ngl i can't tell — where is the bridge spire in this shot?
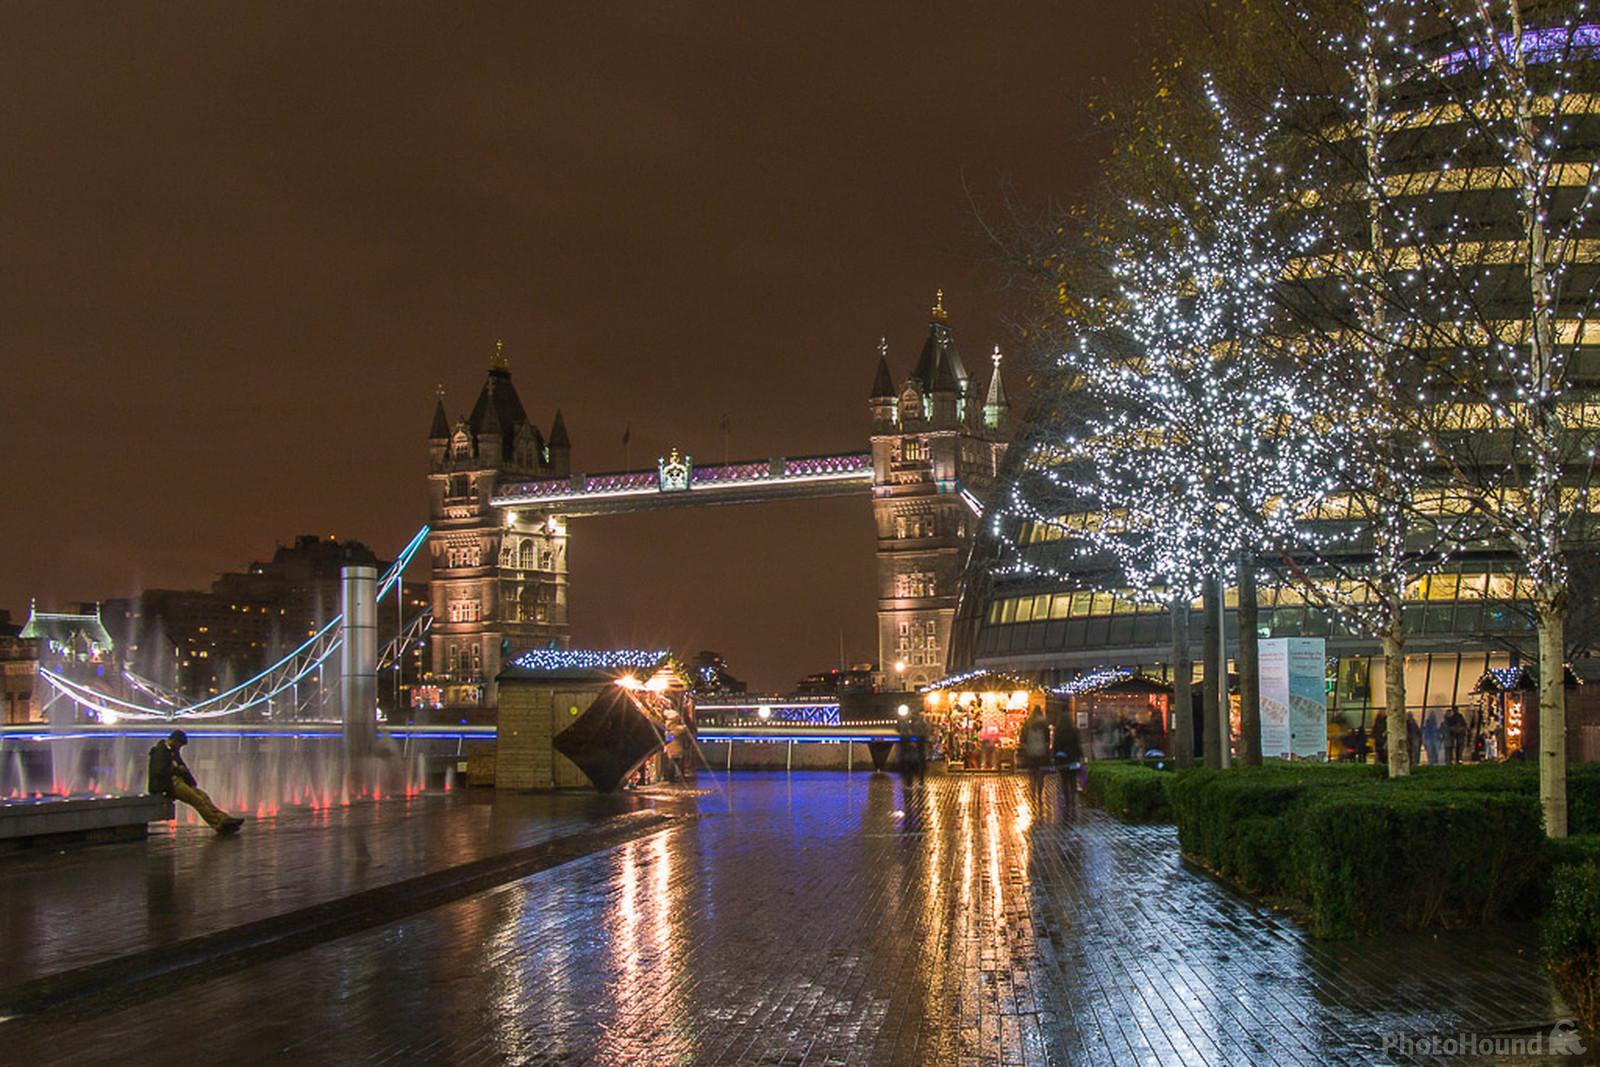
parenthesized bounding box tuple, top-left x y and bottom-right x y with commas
(984, 345, 1009, 429)
(870, 337, 895, 399)
(931, 289, 948, 323)
(489, 338, 509, 372)
(429, 386, 450, 440)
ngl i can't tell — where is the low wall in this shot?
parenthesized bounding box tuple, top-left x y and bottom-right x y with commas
(0, 793, 174, 851)
(692, 740, 901, 772)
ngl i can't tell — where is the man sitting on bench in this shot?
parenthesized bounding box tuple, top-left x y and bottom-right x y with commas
(148, 730, 244, 835)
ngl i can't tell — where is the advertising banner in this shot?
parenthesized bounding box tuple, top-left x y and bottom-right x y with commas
(1287, 637, 1328, 759)
(1259, 637, 1327, 759)
(1259, 638, 1292, 758)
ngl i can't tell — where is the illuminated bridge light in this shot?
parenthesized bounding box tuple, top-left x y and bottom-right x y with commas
(492, 452, 873, 509)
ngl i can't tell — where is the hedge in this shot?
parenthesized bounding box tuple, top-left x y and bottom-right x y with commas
(1168, 764, 1546, 938)
(1082, 761, 1174, 822)
(1543, 856, 1600, 1036)
(1295, 790, 1543, 937)
(1403, 761, 1600, 835)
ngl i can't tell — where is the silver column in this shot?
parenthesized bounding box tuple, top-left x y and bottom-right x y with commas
(339, 565, 378, 755)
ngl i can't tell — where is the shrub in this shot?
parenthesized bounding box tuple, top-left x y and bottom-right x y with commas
(1542, 860, 1600, 1035)
(1295, 790, 1543, 938)
(1083, 761, 1174, 822)
(1403, 761, 1600, 835)
(1167, 763, 1375, 882)
(1170, 764, 1545, 938)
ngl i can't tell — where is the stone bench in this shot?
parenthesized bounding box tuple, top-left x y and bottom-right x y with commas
(0, 794, 176, 851)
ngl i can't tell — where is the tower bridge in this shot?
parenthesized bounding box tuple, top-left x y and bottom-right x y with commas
(426, 292, 1013, 705)
(493, 450, 874, 517)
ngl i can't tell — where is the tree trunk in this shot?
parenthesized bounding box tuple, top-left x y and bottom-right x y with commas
(1170, 595, 1194, 768)
(1237, 552, 1262, 766)
(1381, 605, 1409, 778)
(1201, 577, 1223, 770)
(1538, 597, 1568, 837)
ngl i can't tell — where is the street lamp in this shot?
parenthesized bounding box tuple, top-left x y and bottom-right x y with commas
(893, 660, 906, 690)
(896, 704, 909, 718)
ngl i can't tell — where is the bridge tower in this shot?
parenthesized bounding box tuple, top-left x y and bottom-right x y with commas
(426, 342, 571, 708)
(869, 293, 1009, 690)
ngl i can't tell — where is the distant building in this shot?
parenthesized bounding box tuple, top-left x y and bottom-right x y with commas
(690, 650, 747, 695)
(869, 292, 1010, 689)
(10, 604, 114, 720)
(426, 342, 571, 707)
(0, 609, 38, 723)
(794, 666, 876, 696)
(102, 535, 385, 699)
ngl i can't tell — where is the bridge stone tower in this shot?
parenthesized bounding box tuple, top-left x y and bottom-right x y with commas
(427, 342, 571, 708)
(870, 293, 1009, 689)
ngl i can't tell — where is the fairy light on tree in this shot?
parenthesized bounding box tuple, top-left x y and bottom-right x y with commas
(1001, 81, 1335, 768)
(1294, 0, 1600, 834)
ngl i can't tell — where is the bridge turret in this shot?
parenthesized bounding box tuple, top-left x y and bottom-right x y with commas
(928, 345, 960, 428)
(428, 387, 450, 471)
(983, 345, 1009, 432)
(477, 377, 504, 466)
(548, 408, 571, 476)
(868, 338, 897, 433)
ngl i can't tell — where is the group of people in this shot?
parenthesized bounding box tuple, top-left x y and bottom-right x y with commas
(1346, 707, 1474, 765)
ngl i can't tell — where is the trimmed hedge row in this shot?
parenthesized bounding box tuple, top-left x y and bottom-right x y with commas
(1082, 761, 1173, 822)
(1167, 764, 1546, 938)
(1402, 761, 1600, 835)
(1086, 758, 1600, 1005)
(1543, 838, 1600, 1035)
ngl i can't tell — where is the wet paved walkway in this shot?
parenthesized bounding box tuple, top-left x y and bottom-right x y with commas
(2, 772, 1575, 1065)
(0, 788, 669, 986)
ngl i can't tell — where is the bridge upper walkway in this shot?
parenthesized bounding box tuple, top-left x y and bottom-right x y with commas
(492, 451, 873, 517)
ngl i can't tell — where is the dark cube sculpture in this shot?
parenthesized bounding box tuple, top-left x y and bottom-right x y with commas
(552, 685, 666, 793)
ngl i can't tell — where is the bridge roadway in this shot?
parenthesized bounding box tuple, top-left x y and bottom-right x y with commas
(492, 450, 873, 517)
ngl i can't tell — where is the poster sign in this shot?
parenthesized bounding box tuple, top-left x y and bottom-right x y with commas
(1259, 639, 1291, 757)
(1259, 637, 1328, 759)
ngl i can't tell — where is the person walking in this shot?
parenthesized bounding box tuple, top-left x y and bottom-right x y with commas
(897, 712, 924, 785)
(1372, 711, 1388, 765)
(1021, 708, 1051, 800)
(1406, 713, 1422, 768)
(907, 708, 930, 784)
(148, 730, 243, 834)
(1446, 708, 1470, 764)
(1422, 709, 1444, 766)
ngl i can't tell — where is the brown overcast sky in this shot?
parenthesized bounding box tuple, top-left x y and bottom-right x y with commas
(0, 2, 1158, 690)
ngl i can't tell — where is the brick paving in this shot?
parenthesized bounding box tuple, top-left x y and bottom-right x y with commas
(0, 787, 669, 986)
(2, 772, 1574, 1065)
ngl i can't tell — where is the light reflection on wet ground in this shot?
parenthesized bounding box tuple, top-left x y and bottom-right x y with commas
(4, 772, 1568, 1065)
(0, 789, 659, 986)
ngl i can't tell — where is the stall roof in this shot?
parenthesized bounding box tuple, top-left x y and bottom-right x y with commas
(498, 648, 687, 685)
(1052, 668, 1170, 697)
(1470, 665, 1581, 694)
(920, 668, 1040, 693)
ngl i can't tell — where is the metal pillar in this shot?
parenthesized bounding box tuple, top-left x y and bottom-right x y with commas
(339, 565, 378, 756)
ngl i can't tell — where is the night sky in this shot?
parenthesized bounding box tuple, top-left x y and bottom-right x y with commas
(2, 3, 1156, 690)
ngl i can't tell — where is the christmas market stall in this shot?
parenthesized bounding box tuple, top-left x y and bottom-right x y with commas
(495, 649, 693, 792)
(1469, 665, 1581, 763)
(1053, 669, 1172, 760)
(919, 670, 1054, 771)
